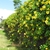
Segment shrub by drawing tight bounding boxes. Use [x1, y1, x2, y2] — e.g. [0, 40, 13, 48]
[4, 0, 50, 50]
[4, 13, 20, 43]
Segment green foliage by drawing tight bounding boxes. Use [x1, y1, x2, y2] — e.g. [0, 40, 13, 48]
[0, 19, 5, 28]
[4, 13, 19, 43]
[13, 0, 21, 8]
[4, 0, 50, 50]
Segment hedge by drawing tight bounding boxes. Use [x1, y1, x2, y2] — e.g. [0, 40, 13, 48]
[4, 0, 50, 50]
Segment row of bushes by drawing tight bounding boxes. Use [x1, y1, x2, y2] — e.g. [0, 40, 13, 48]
[4, 0, 50, 50]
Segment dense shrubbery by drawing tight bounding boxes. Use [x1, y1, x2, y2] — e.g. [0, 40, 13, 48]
[4, 0, 50, 50]
[4, 13, 19, 43]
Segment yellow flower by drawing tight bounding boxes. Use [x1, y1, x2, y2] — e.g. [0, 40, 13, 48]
[22, 42, 24, 45]
[32, 28, 34, 31]
[46, 11, 50, 14]
[26, 35, 29, 38]
[46, 17, 49, 20]
[34, 11, 37, 14]
[31, 33, 33, 35]
[34, 36, 37, 39]
[36, 2, 39, 6]
[24, 33, 26, 35]
[12, 34, 14, 36]
[38, 0, 41, 2]
[48, 37, 50, 40]
[29, 4, 33, 8]
[32, 16, 37, 19]
[24, 1, 28, 5]
[26, 45, 27, 47]
[31, 24, 33, 26]
[21, 6, 24, 8]
[45, 20, 48, 24]
[35, 14, 37, 17]
[42, 5, 46, 10]
[41, 1, 45, 4]
[8, 25, 10, 28]
[25, 24, 28, 27]
[40, 8, 43, 11]
[28, 14, 32, 16]
[27, 17, 30, 20]
[39, 27, 41, 30]
[47, 8, 49, 10]
[36, 24, 38, 26]
[23, 21, 26, 24]
[40, 36, 43, 39]
[45, 48, 48, 50]
[17, 30, 19, 33]
[49, 1, 50, 4]
[33, 44, 36, 46]
[45, 1, 49, 4]
[30, 2, 33, 4]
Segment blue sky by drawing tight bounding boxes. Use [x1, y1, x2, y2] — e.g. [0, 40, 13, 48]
[0, 0, 26, 19]
[0, 0, 26, 10]
[0, 0, 14, 10]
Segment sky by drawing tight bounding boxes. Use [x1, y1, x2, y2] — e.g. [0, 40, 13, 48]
[0, 0, 26, 19]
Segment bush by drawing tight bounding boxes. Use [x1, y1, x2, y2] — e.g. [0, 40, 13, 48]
[4, 0, 50, 50]
[4, 13, 19, 43]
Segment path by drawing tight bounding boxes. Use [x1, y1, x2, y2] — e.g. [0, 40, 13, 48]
[0, 30, 16, 50]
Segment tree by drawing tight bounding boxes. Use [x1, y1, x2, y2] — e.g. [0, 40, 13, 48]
[13, 0, 21, 9]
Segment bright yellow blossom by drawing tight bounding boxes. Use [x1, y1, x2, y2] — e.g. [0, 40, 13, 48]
[40, 36, 43, 39]
[26, 35, 29, 38]
[26, 45, 27, 47]
[25, 24, 28, 27]
[32, 16, 37, 19]
[36, 2, 39, 6]
[26, 17, 30, 20]
[28, 14, 32, 16]
[33, 44, 36, 46]
[31, 24, 33, 26]
[45, 48, 48, 50]
[38, 0, 41, 2]
[47, 8, 49, 10]
[34, 11, 37, 14]
[48, 37, 50, 40]
[23, 21, 26, 24]
[24, 33, 26, 35]
[22, 42, 24, 44]
[32, 28, 34, 31]
[49, 1, 50, 4]
[45, 20, 48, 24]
[17, 30, 19, 33]
[46, 11, 50, 14]
[12, 34, 14, 36]
[41, 1, 45, 4]
[35, 14, 37, 17]
[36, 24, 38, 26]
[39, 27, 41, 30]
[46, 17, 49, 20]
[40, 8, 43, 11]
[24, 1, 28, 5]
[21, 6, 24, 8]
[45, 1, 49, 4]
[42, 5, 46, 10]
